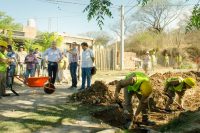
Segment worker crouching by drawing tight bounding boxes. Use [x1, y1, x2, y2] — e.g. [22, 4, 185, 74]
[114, 72, 155, 128]
[164, 77, 196, 112]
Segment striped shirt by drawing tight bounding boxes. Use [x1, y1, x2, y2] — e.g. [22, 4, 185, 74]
[68, 48, 79, 63]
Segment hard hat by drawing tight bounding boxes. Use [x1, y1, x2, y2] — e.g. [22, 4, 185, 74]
[0, 40, 8, 48]
[140, 81, 152, 97]
[183, 78, 196, 87]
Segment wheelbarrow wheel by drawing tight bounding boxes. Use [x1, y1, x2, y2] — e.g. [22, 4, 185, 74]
[44, 83, 55, 94]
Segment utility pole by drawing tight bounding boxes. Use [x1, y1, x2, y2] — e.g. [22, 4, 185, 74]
[120, 5, 125, 70]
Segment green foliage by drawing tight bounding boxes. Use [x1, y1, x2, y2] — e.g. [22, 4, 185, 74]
[84, 0, 113, 29]
[24, 39, 33, 51]
[159, 110, 200, 132]
[84, 0, 152, 29]
[35, 32, 63, 51]
[0, 11, 22, 30]
[186, 4, 200, 32]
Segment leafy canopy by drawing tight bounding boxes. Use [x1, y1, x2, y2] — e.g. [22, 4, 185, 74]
[186, 4, 200, 32]
[0, 11, 22, 30]
[84, 0, 151, 29]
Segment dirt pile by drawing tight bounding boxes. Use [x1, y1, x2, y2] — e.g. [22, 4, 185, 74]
[70, 71, 200, 110]
[70, 81, 115, 105]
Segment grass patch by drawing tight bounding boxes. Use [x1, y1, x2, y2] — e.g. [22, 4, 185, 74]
[159, 110, 200, 133]
[0, 103, 105, 133]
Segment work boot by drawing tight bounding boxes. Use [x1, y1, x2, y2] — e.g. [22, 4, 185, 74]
[142, 115, 156, 126]
[142, 119, 156, 126]
[164, 108, 172, 113]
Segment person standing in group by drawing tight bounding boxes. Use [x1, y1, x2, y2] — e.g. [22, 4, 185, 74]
[79, 42, 94, 90]
[164, 53, 170, 67]
[43, 41, 62, 85]
[24, 49, 38, 84]
[196, 55, 200, 72]
[0, 40, 11, 97]
[143, 51, 151, 74]
[176, 54, 182, 69]
[67, 42, 79, 89]
[57, 52, 67, 85]
[150, 50, 157, 71]
[7, 45, 17, 87]
[16, 45, 27, 77]
[33, 48, 42, 77]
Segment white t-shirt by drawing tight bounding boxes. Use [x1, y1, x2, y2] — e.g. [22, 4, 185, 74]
[16, 51, 27, 63]
[143, 55, 151, 65]
[81, 48, 94, 68]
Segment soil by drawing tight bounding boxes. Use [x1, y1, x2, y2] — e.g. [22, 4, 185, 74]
[70, 71, 200, 130]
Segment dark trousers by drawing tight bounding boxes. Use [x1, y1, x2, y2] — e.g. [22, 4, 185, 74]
[70, 62, 77, 87]
[48, 62, 58, 84]
[7, 65, 16, 87]
[124, 88, 149, 121]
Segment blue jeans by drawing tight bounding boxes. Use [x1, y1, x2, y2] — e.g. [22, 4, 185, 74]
[81, 67, 92, 89]
[25, 69, 35, 79]
[70, 62, 77, 87]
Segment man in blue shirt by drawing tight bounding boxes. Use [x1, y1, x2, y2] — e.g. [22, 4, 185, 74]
[43, 41, 62, 84]
[7, 45, 17, 87]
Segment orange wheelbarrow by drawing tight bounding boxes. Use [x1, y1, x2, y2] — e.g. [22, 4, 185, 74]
[13, 76, 56, 95]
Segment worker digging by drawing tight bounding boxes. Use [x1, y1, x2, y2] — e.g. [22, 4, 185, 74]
[164, 77, 196, 112]
[114, 71, 155, 128]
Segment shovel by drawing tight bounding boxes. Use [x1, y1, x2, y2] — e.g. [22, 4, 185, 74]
[157, 90, 185, 111]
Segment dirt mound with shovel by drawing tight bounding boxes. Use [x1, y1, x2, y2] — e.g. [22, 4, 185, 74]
[70, 81, 116, 105]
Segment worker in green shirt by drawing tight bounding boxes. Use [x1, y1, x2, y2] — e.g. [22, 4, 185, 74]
[164, 77, 196, 112]
[114, 72, 155, 128]
[0, 40, 11, 97]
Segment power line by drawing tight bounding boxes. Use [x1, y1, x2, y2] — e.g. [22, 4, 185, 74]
[125, 3, 139, 15]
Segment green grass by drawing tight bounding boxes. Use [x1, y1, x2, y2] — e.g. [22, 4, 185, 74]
[0, 103, 105, 133]
[159, 110, 200, 133]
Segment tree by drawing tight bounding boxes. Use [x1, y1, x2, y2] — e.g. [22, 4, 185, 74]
[36, 32, 63, 51]
[81, 31, 112, 46]
[110, 17, 135, 37]
[0, 11, 22, 30]
[132, 0, 182, 33]
[186, 4, 200, 32]
[84, 0, 150, 29]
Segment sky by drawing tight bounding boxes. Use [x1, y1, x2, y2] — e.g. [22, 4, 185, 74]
[0, 0, 198, 36]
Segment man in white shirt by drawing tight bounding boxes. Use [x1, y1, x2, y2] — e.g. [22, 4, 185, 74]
[43, 41, 62, 84]
[79, 42, 94, 90]
[16, 45, 27, 77]
[143, 51, 151, 74]
[33, 48, 42, 77]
